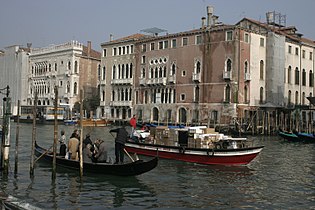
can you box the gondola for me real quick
[34,142,158,176]
[278,131,301,142]
[295,132,315,143]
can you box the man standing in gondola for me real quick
[110,124,129,164]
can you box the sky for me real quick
[1,0,315,51]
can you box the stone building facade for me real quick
[28,41,101,117]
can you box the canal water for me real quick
[0,122,314,209]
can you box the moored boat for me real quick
[295,132,315,143]
[126,126,263,165]
[278,131,301,142]
[35,142,158,176]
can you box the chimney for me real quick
[201,17,206,29]
[207,5,214,27]
[87,41,91,57]
[110,34,113,41]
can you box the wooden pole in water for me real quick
[14,100,20,175]
[79,89,84,178]
[1,86,11,175]
[30,92,38,177]
[52,86,58,180]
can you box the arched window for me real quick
[171,64,176,75]
[102,66,106,80]
[102,90,105,101]
[288,90,292,106]
[260,60,264,80]
[112,90,115,101]
[112,65,116,79]
[295,91,299,105]
[288,66,292,84]
[225,85,230,102]
[309,70,314,87]
[244,61,248,73]
[74,61,78,73]
[295,67,299,85]
[302,69,306,86]
[179,107,187,124]
[68,61,71,70]
[126,64,129,79]
[194,86,199,102]
[244,85,248,103]
[130,63,133,78]
[73,82,77,95]
[227,59,232,72]
[260,87,264,104]
[196,61,201,73]
[302,92,305,105]
[66,81,70,93]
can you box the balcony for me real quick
[223,71,232,80]
[139,78,146,86]
[168,75,176,84]
[244,73,251,81]
[65,71,71,77]
[109,101,132,107]
[99,80,106,85]
[111,78,133,85]
[147,77,167,86]
[192,72,201,82]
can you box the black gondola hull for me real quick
[35,142,158,176]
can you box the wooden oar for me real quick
[34,145,53,163]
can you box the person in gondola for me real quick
[67,132,79,160]
[83,143,94,163]
[83,134,93,147]
[110,125,129,164]
[59,130,67,157]
[93,139,107,163]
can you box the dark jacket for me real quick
[110,127,128,145]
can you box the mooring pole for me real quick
[30,92,38,177]
[1,85,11,175]
[79,89,84,178]
[52,86,58,180]
[14,100,20,175]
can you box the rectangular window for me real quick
[150,43,155,51]
[142,56,146,64]
[310,52,313,60]
[159,41,163,49]
[130,45,134,53]
[288,45,292,54]
[302,50,305,59]
[172,39,177,48]
[260,38,264,47]
[182,37,188,46]
[164,40,169,49]
[244,33,249,43]
[226,31,233,41]
[295,47,299,55]
[103,49,107,57]
[196,35,202,44]
[113,48,117,56]
[142,44,146,53]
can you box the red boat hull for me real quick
[125,142,263,165]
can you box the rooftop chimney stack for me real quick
[207,5,214,27]
[110,34,113,41]
[201,17,206,29]
[87,41,91,57]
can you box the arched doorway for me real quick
[152,107,159,122]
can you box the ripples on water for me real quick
[0,123,315,209]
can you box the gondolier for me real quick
[110,125,129,164]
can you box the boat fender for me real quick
[179,147,185,154]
